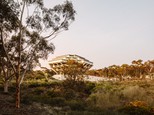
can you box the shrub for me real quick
[48,97,66,106]
[62,80,85,91]
[22,94,66,106]
[119,106,152,115]
[28,81,43,88]
[119,101,154,115]
[87,92,121,110]
[87,81,154,110]
[84,82,96,95]
[33,87,45,95]
[46,88,63,98]
[87,82,122,110]
[122,85,146,101]
[63,89,76,100]
[66,100,86,111]
[121,85,154,106]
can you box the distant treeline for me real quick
[86,59,154,80]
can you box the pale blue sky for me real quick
[41,0,154,69]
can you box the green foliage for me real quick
[87,59,154,80]
[62,88,76,100]
[25,71,45,80]
[84,82,96,95]
[62,81,95,100]
[27,81,47,88]
[1,79,154,113]
[26,80,61,88]
[22,94,66,107]
[119,106,153,115]
[68,110,127,115]
[48,97,66,106]
[46,89,62,98]
[87,81,154,111]
[1,0,76,108]
[20,78,154,113]
[63,80,85,92]
[119,101,154,115]
[66,100,86,111]
[122,85,146,100]
[33,87,46,95]
[61,59,87,82]
[0,0,19,31]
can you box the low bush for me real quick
[122,85,146,101]
[48,97,66,106]
[22,94,66,106]
[87,81,154,111]
[119,101,154,115]
[18,80,154,114]
[33,87,45,95]
[87,82,122,110]
[66,100,86,111]
[47,87,63,98]
[68,110,127,115]
[84,82,96,95]
[63,89,76,100]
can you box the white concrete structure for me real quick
[48,55,120,82]
[49,54,93,74]
[52,75,117,82]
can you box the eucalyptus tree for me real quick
[0,56,15,93]
[107,65,119,79]
[86,69,101,76]
[1,0,76,108]
[61,59,86,82]
[0,0,19,93]
[144,60,154,79]
[103,67,109,78]
[131,59,145,79]
[61,59,87,91]
[96,69,104,77]
[119,64,130,80]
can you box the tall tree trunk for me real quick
[4,80,9,93]
[16,73,20,108]
[15,1,25,108]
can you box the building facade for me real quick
[49,54,93,74]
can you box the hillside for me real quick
[0,80,154,115]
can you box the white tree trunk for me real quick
[4,81,9,93]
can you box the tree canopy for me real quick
[0,0,76,108]
[86,59,154,81]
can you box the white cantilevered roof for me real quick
[49,54,93,65]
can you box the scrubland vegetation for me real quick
[0,70,154,114]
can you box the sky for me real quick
[40,0,154,69]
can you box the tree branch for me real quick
[0,29,16,74]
